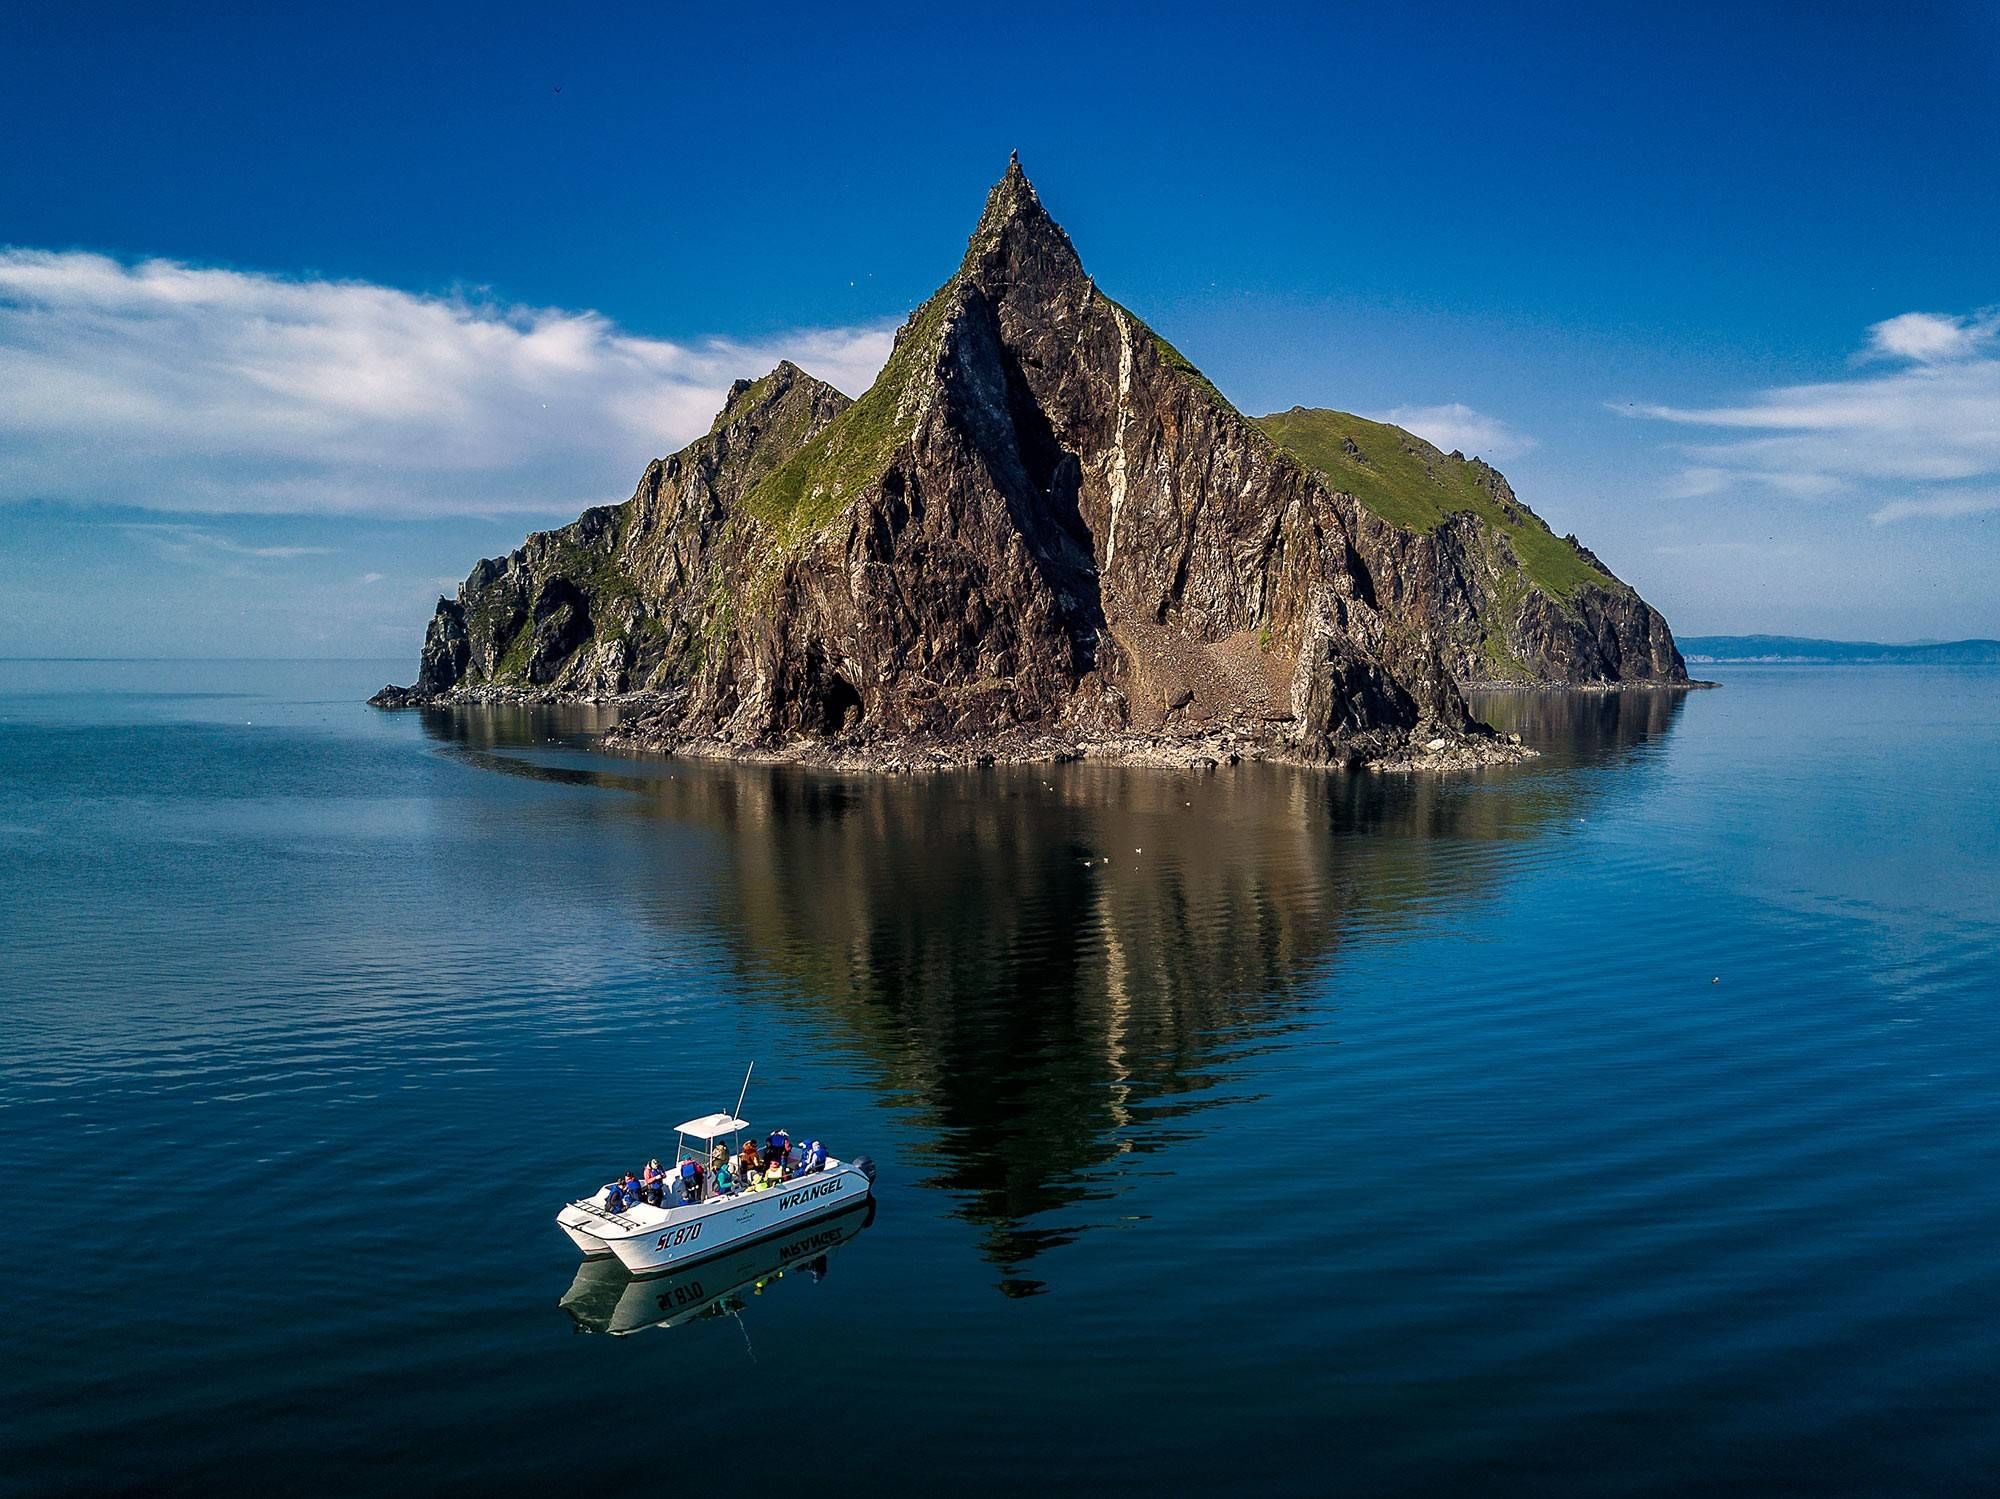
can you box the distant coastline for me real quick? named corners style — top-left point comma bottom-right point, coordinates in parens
top-left (1679, 636), bottom-right (2000, 665)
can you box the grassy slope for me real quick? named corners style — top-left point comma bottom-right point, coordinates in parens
top-left (741, 294), bottom-right (952, 547)
top-left (1115, 304), bottom-right (1614, 608)
top-left (1253, 407), bottom-right (1616, 602)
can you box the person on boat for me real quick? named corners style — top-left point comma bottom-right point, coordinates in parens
top-left (803, 1139), bottom-right (828, 1174)
top-left (765, 1129), bottom-right (791, 1170)
top-left (640, 1159), bottom-right (665, 1206)
top-left (747, 1166), bottom-right (771, 1192)
top-left (710, 1142), bottom-right (729, 1176)
top-left (679, 1158), bottom-right (703, 1203)
top-left (712, 1156), bottom-right (735, 1195)
top-left (739, 1139), bottom-right (761, 1181)
top-left (609, 1171), bottom-right (640, 1212)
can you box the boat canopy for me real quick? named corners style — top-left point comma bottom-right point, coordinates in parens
top-left (674, 1113), bottom-right (749, 1140)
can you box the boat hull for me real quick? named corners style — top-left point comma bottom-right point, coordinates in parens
top-left (557, 1162), bottom-right (873, 1276)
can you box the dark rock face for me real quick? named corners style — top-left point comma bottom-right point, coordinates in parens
top-left (371, 159), bottom-right (1688, 763)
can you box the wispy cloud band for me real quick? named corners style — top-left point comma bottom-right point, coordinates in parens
top-left (1868, 490), bottom-right (2000, 526)
top-left (0, 249), bottom-right (895, 517)
top-left (1627, 307), bottom-right (2000, 523)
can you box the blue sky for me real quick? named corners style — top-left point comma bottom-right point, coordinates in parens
top-left (2, 0), bottom-right (1996, 655)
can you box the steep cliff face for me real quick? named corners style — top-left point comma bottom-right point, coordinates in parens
top-left (373, 158), bottom-right (1686, 763)
top-left (1253, 407), bottom-right (1684, 685)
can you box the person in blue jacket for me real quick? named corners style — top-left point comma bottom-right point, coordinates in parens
top-left (804, 1139), bottom-right (828, 1174)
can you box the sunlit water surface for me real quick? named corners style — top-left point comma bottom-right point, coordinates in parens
top-left (3, 660), bottom-right (1997, 1495)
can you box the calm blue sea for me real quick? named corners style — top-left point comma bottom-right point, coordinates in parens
top-left (2, 659), bottom-right (1997, 1496)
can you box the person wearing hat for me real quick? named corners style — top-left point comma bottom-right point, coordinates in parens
top-left (640, 1158), bottom-right (666, 1207)
top-left (608, 1171), bottom-right (640, 1213)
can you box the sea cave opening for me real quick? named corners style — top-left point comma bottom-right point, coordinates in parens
top-left (822, 674), bottom-right (864, 733)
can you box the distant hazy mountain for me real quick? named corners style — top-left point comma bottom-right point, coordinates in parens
top-left (1679, 636), bottom-right (2000, 664)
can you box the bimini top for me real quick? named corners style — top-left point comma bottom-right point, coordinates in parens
top-left (674, 1113), bottom-right (749, 1140)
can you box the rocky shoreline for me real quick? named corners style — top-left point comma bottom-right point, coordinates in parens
top-left (1462, 677), bottom-right (1720, 693)
top-left (596, 718), bottom-right (1535, 775)
top-left (378, 679), bottom-right (1537, 773)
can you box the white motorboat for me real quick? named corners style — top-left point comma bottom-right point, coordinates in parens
top-left (555, 1103), bottom-right (875, 1276)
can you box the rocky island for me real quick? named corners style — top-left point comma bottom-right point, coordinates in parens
top-left (372, 158), bottom-right (1688, 769)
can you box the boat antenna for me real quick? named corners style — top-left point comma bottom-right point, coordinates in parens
top-left (732, 1060), bottom-right (755, 1125)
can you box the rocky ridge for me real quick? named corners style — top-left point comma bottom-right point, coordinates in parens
top-left (373, 158), bottom-right (1688, 770)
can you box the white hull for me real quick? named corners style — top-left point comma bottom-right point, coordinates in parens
top-left (556, 1161), bottom-right (872, 1275)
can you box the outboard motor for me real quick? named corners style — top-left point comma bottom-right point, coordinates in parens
top-left (852, 1155), bottom-right (878, 1186)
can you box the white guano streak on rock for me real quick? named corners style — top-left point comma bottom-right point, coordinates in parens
top-left (1105, 307), bottom-right (1133, 573)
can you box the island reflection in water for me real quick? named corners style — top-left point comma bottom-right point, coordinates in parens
top-left (422, 688), bottom-right (1686, 1294)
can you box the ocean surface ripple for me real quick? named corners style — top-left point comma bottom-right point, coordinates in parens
top-left (2, 659), bottom-right (1996, 1495)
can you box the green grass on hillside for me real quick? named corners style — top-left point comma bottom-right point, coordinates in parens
top-left (1254, 407), bottom-right (1615, 601)
top-left (742, 292), bottom-right (953, 546)
top-left (1147, 329), bottom-right (1232, 411)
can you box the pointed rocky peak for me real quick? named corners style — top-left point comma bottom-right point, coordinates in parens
top-left (686, 360), bottom-right (852, 513)
top-left (958, 153), bottom-right (1086, 297)
top-left (709, 359), bottom-right (848, 437)
top-left (974, 151), bottom-right (1038, 230)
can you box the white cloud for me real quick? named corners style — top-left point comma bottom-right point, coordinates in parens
top-left (1870, 490), bottom-right (2000, 525)
top-left (121, 523), bottom-right (335, 561)
top-left (0, 249), bottom-right (897, 517)
top-left (1626, 304), bottom-right (2000, 519)
top-left (1368, 402), bottom-right (1537, 462)
top-left (1864, 310), bottom-right (1998, 365)
top-left (1661, 466), bottom-right (1845, 500)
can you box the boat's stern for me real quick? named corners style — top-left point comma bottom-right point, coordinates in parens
top-left (556, 1194), bottom-right (623, 1257)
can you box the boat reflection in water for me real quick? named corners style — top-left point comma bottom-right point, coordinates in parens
top-left (559, 1200), bottom-right (875, 1337)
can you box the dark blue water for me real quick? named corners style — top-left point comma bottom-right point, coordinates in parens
top-left (3, 660), bottom-right (1997, 1495)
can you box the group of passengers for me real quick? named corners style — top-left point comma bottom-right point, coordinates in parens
top-left (603, 1129), bottom-right (830, 1213)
